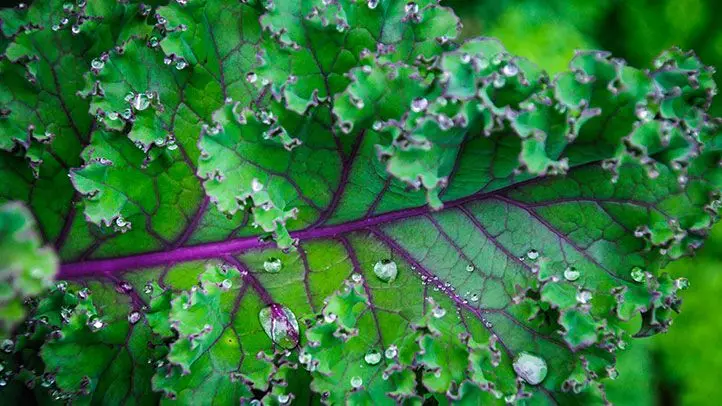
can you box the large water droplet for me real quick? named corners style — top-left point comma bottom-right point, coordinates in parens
top-left (364, 349), bottom-right (382, 365)
top-left (526, 249), bottom-right (539, 260)
top-left (374, 259), bottom-right (398, 283)
top-left (563, 266), bottom-right (580, 282)
top-left (128, 311), bottom-right (141, 325)
top-left (512, 352), bottom-right (548, 385)
top-left (263, 257), bottom-right (283, 273)
top-left (367, 0), bottom-right (379, 9)
top-left (259, 304), bottom-right (299, 349)
top-left (630, 266), bottom-right (645, 283)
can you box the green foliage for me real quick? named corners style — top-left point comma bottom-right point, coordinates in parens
top-left (0, 0), bottom-right (721, 404)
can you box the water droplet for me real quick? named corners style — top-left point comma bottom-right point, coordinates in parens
top-left (350, 376), bottom-right (363, 388)
top-left (246, 72), bottom-right (257, 83)
top-left (432, 306), bottom-right (446, 318)
top-left (526, 249), bottom-right (539, 260)
top-left (117, 281), bottom-right (133, 293)
top-left (324, 312), bottom-right (337, 323)
top-left (1, 339), bottom-right (14, 353)
top-left (512, 352), bottom-right (548, 385)
top-left (675, 277), bottom-right (689, 290)
top-left (469, 293), bottom-right (479, 302)
top-left (493, 75), bottom-right (506, 88)
top-left (55, 281), bottom-right (68, 292)
top-left (502, 63), bottom-right (519, 77)
top-left (563, 267), bottom-right (580, 282)
top-left (87, 316), bottom-right (104, 332)
top-left (576, 290), bottom-right (592, 304)
top-left (277, 394), bottom-right (290, 404)
top-left (364, 349), bottom-right (382, 365)
top-left (128, 311), bottom-right (141, 325)
top-left (466, 264), bottom-right (475, 273)
top-left (384, 345), bottom-right (398, 359)
top-left (91, 58), bottom-right (104, 70)
top-left (132, 93), bottom-right (150, 111)
top-left (259, 304), bottom-right (299, 349)
top-left (263, 257), bottom-right (283, 273)
top-left (220, 279), bottom-right (232, 290)
top-left (367, 0), bottom-right (379, 9)
top-left (175, 59), bottom-right (187, 70)
top-left (373, 259), bottom-right (398, 283)
top-left (630, 266), bottom-right (645, 283)
top-left (410, 97), bottom-right (428, 113)
top-left (351, 273), bottom-right (363, 283)
top-left (71, 25), bottom-right (80, 34)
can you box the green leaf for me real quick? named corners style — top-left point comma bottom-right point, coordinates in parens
top-left (0, 0), bottom-right (721, 404)
top-left (0, 201), bottom-right (57, 339)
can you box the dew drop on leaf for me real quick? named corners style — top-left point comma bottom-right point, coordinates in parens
top-left (630, 266), bottom-right (645, 283)
top-left (576, 290), bottom-right (592, 304)
top-left (466, 264), bottom-right (475, 273)
top-left (350, 376), bottom-right (363, 388)
top-left (87, 316), bottom-right (105, 332)
top-left (526, 249), bottom-right (539, 260)
top-left (1, 339), bottom-right (14, 353)
top-left (432, 306), bottom-right (446, 318)
top-left (263, 257), bottom-right (283, 273)
top-left (364, 349), bottom-right (382, 365)
top-left (277, 394), bottom-right (290, 404)
top-left (373, 259), bottom-right (398, 283)
top-left (127, 311), bottom-right (141, 325)
top-left (411, 97), bottom-right (428, 113)
top-left (563, 266), bottom-right (580, 281)
top-left (367, 0), bottom-right (378, 9)
top-left (502, 63), bottom-right (518, 77)
top-left (259, 303), bottom-right (299, 349)
top-left (384, 345), bottom-right (398, 359)
top-left (676, 277), bottom-right (690, 290)
top-left (512, 352), bottom-right (548, 385)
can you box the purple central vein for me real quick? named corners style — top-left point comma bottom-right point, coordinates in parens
top-left (59, 190), bottom-right (503, 279)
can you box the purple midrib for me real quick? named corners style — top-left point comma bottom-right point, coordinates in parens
top-left (58, 191), bottom-right (493, 279)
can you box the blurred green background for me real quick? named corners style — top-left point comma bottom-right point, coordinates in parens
top-left (444, 0), bottom-right (722, 404)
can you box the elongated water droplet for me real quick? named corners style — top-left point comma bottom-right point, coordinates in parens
top-left (513, 352), bottom-right (548, 385)
top-left (364, 349), bottom-right (382, 365)
top-left (263, 257), bottom-right (282, 273)
top-left (630, 266), bottom-right (645, 283)
top-left (373, 259), bottom-right (397, 283)
top-left (259, 304), bottom-right (299, 349)
top-left (563, 267), bottom-right (580, 281)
